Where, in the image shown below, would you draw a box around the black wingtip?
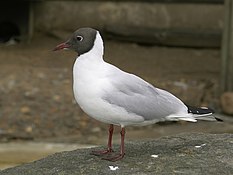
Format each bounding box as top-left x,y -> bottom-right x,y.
186,104 -> 223,122
186,104 -> 215,115
215,117 -> 223,122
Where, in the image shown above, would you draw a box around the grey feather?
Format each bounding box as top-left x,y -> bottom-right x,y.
102,68 -> 187,121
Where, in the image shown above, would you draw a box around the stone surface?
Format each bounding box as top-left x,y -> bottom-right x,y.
220,92 -> 233,115
0,133 -> 232,175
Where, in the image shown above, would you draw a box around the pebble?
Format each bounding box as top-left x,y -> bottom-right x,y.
91,127 -> 101,133
37,72 -> 46,79
25,126 -> 33,133
109,166 -> 119,171
0,129 -> 5,134
24,88 -> 39,97
151,154 -> 159,158
8,79 -> 16,89
20,106 -> 31,114
220,92 -> 233,115
195,143 -> 206,148
53,95 -> 61,102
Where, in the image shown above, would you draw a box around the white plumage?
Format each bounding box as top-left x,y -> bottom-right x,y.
54,27 -> 219,161
72,31 -> 215,127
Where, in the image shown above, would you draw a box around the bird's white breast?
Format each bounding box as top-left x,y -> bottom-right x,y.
72,32 -> 145,126
73,49 -> 148,127
73,57 -> 143,126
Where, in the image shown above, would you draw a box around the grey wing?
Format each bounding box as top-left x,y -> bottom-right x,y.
102,71 -> 187,121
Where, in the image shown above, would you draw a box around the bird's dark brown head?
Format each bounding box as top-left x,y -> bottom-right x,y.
53,27 -> 97,56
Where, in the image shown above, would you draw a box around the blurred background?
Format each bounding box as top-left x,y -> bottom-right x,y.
0,0 -> 233,170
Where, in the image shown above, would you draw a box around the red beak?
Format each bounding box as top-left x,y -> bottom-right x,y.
53,42 -> 70,51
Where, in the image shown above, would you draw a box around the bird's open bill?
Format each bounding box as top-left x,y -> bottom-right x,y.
53,42 -> 70,51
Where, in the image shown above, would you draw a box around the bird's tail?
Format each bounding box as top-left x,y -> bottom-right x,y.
186,105 -> 222,122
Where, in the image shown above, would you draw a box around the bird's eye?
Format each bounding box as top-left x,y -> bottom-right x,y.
76,36 -> 83,41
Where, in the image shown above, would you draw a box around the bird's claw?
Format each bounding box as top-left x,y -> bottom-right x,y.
91,148 -> 114,156
102,153 -> 125,161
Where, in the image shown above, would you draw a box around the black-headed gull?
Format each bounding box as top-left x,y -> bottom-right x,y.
54,27 -> 221,161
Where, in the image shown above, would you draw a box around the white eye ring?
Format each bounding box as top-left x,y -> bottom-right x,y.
76,35 -> 83,41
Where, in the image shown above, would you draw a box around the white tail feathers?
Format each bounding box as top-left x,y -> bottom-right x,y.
166,112 -> 222,122
166,114 -> 197,122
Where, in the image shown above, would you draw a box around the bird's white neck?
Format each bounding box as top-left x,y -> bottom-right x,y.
73,31 -> 106,82
78,31 -> 104,63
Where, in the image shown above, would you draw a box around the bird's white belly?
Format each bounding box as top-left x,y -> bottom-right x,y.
72,56 -> 153,126
73,77 -> 144,127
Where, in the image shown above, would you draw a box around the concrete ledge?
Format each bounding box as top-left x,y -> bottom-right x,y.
0,133 -> 232,175
34,2 -> 223,32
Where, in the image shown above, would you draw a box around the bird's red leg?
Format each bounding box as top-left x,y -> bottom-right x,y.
91,124 -> 114,156
102,127 -> 125,161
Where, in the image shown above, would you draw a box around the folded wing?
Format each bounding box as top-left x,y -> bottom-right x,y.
102,70 -> 188,121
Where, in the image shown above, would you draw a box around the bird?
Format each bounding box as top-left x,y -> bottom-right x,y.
53,27 -> 222,161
